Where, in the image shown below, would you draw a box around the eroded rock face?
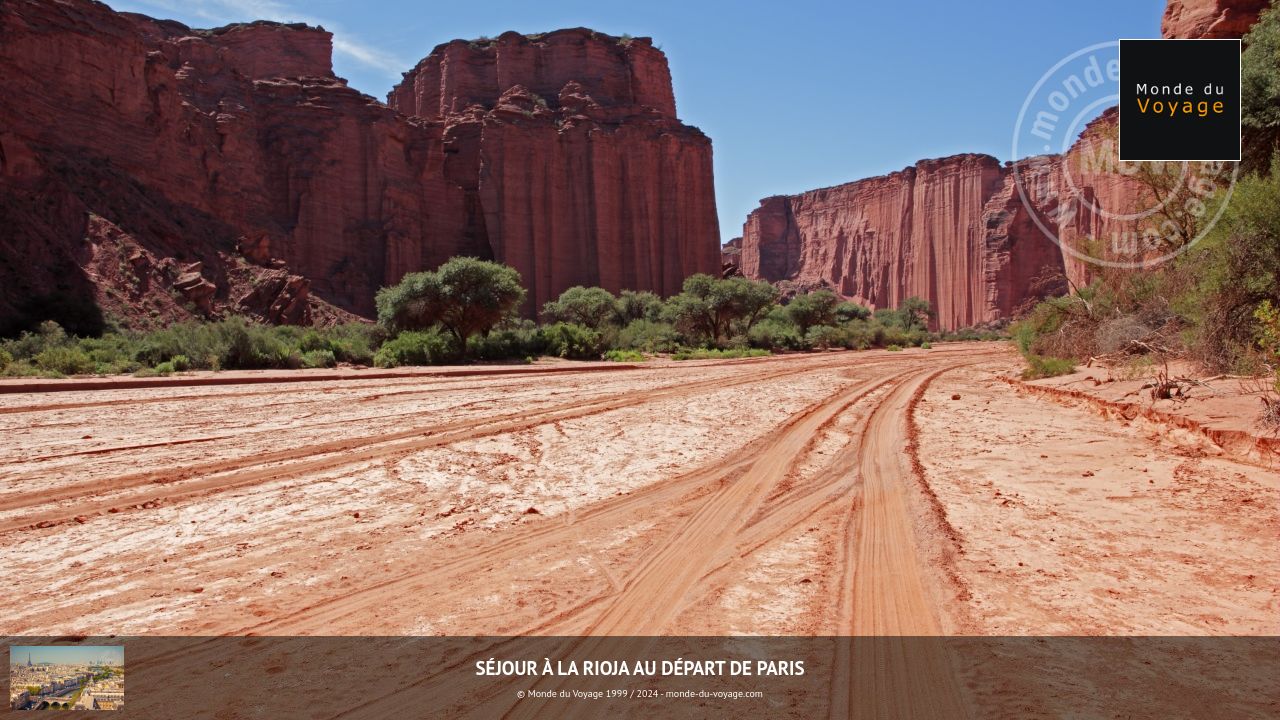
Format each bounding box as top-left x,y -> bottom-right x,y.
388,30 -> 719,312
0,3 -> 717,331
738,111 -> 1152,330
1162,0 -> 1269,38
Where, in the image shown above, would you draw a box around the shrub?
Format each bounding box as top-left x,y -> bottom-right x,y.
153,361 -> 177,375
219,318 -> 298,369
886,344 -> 903,352
0,348 -> 10,371
170,354 -> 191,371
1176,166 -> 1280,372
616,290 -> 665,323
804,324 -> 844,350
3,320 -> 71,361
841,320 -> 882,350
543,322 -> 603,360
468,319 -> 546,361
617,319 -> 680,353
301,349 -> 337,369
1022,354 -> 1077,380
920,342 -> 933,350
748,317 -> 803,350
373,330 -> 454,368
603,349 -> 646,362
34,345 -> 94,375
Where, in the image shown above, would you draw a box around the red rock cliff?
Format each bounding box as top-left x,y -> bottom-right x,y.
1162,0 -> 1269,38
388,30 -> 719,312
0,2 -> 717,332
739,108 -> 1166,330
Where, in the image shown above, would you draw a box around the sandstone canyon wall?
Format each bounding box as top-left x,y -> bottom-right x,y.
0,1 -> 718,333
388,31 -> 719,312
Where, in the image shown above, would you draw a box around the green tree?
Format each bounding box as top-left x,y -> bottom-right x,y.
375,257 -> 527,354
1243,5 -> 1280,174
615,290 -> 665,323
835,301 -> 871,323
785,290 -> 841,334
663,274 -> 778,346
898,296 -> 934,330
540,286 -> 618,329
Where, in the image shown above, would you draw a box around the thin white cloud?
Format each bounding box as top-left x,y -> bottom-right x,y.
111,0 -> 407,77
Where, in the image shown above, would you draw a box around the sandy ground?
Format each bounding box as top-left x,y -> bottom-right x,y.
1,343 -> 1276,717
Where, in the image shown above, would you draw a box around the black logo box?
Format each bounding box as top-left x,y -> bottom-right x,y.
1119,38 -> 1241,162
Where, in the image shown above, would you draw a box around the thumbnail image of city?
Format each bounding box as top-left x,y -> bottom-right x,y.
9,646 -> 123,710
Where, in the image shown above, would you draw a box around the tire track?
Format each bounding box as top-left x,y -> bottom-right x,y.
827,364 -> 973,720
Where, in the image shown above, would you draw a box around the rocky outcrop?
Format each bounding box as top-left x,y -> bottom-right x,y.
0,2 -> 717,333
1161,0 -> 1269,38
738,110 -> 1154,330
388,30 -> 719,312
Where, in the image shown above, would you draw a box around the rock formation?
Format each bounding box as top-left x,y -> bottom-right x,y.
387,30 -> 719,312
0,1 -> 718,334
1162,0 -> 1269,39
740,154 -> 1078,330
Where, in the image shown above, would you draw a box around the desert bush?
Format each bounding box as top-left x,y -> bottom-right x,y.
804,324 -> 844,350
886,344 -> 903,352
615,290 -> 665,323
1021,354 -> 1077,380
34,345 -> 94,375
153,361 -> 177,376
603,349 -> 646,362
617,319 -> 679,353
920,341 -> 932,349
467,319 -> 546,361
542,322 -> 603,360
373,329 -> 454,368
841,320 -> 881,350
1094,314 -> 1155,355
2,320 -> 71,361
218,318 -> 299,369
1176,166 -> 1280,372
748,317 -> 803,350
0,348 -> 11,371
301,349 -> 337,369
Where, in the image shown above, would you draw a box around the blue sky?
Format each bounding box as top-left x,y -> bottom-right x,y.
10,646 -> 124,665
104,0 -> 1164,242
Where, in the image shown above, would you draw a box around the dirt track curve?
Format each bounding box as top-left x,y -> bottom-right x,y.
3,342 -> 1277,718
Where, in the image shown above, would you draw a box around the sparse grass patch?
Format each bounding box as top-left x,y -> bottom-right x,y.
1021,354 -> 1077,380
603,349 -> 646,362
672,348 -> 769,361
